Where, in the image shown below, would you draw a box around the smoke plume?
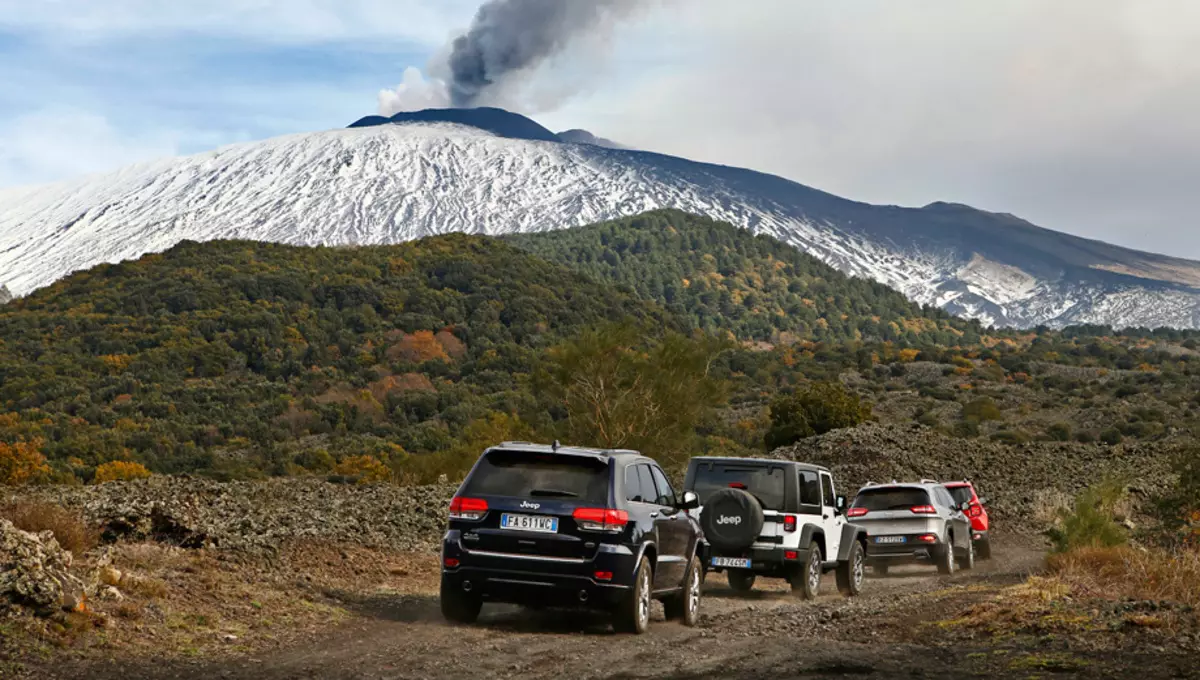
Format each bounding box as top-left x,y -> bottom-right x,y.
379,0 -> 646,115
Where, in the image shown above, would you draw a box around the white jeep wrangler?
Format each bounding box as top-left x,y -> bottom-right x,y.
683,457 -> 867,598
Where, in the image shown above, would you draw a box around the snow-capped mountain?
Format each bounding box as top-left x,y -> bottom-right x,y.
3,107 -> 1199,329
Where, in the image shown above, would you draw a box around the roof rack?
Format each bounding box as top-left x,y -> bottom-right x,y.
919,478 -> 938,484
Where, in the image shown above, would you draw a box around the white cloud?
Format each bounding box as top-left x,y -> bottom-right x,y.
0,0 -> 478,46
0,110 -> 195,188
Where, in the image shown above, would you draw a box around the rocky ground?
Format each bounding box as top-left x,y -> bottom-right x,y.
2,423 -> 1194,679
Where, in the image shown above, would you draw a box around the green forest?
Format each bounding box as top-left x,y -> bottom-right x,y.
3,211 -> 1200,485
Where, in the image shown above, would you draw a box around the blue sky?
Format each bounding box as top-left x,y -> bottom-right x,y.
2,1 -> 1199,257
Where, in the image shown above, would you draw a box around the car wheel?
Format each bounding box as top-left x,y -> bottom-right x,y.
791,547 -> 822,600
614,557 -> 653,634
936,535 -> 956,576
835,541 -> 865,596
440,577 -> 482,624
665,555 -> 702,626
957,534 -> 976,570
727,569 -> 756,593
977,537 -> 993,561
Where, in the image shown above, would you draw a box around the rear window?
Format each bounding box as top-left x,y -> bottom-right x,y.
693,463 -> 786,511
463,450 -> 609,504
852,487 -> 931,511
945,485 -> 974,506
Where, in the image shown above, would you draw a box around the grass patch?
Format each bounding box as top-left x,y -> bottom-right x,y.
0,501 -> 98,555
1047,546 -> 1200,607
1008,653 -> 1088,672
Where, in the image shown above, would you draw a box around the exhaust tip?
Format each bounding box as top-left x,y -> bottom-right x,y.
462,580 -> 473,592
578,590 -> 589,603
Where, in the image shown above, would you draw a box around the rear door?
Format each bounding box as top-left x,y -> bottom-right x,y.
648,464 -> 688,588
457,449 -> 612,563
691,461 -> 789,552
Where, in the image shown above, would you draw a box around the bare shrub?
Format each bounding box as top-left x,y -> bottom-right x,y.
0,501 -> 97,555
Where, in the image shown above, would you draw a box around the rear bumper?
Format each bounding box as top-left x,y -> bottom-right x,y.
864,538 -> 946,564
706,544 -> 804,576
441,530 -> 637,609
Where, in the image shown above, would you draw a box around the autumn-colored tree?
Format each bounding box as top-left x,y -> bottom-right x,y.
0,439 -> 50,486
93,460 -> 152,483
387,330 -> 450,364
333,455 -> 391,483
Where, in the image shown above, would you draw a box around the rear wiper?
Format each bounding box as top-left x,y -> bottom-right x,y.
529,488 -> 580,498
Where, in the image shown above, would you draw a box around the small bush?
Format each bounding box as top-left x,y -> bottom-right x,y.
1045,479 -> 1129,553
0,501 -> 97,555
990,430 -> 1030,445
0,438 -> 50,486
962,397 -> 1003,423
94,461 -> 152,483
1098,428 -> 1124,445
1047,546 -> 1200,607
332,455 -> 391,483
764,382 -> 872,448
1046,422 -> 1072,442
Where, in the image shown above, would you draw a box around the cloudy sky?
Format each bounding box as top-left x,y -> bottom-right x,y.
2,0 -> 1197,257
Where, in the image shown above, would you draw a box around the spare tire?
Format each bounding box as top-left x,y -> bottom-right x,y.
700,488 -> 765,553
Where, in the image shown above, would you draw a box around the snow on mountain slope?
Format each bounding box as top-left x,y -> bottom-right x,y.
2,111 -> 1200,329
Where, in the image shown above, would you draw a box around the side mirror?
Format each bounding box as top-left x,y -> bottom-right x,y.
977,497 -> 988,506
679,490 -> 700,510
836,495 -> 847,510
959,501 -> 971,512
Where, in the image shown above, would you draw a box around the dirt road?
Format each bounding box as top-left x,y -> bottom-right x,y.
45,537 -> 1196,679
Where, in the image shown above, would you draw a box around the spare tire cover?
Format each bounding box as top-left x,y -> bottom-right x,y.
700,488 -> 765,553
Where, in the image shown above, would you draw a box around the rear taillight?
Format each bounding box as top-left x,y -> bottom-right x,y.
449,496 -> 488,521
728,482 -> 747,489
594,571 -> 613,582
969,506 -> 983,518
910,505 -> 937,515
784,550 -> 799,560
573,508 -> 629,533
443,557 -> 460,568
847,507 -> 869,518
783,515 -> 797,532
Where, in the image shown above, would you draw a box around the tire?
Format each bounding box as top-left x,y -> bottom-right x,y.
664,555 -> 702,626
957,534 -> 976,571
614,557 -> 653,634
935,535 -> 956,576
726,569 -> 756,593
791,547 -> 822,600
440,578 -> 482,624
700,488 -> 766,553
835,540 -> 866,596
874,563 -> 890,577
977,537 -> 992,561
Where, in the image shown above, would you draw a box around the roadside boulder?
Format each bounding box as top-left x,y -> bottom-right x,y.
0,519 -> 86,614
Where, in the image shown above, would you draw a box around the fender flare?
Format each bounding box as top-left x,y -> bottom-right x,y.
633,540 -> 657,573
798,524 -> 822,553
837,523 -> 868,562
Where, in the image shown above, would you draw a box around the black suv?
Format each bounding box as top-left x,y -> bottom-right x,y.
440,441 -> 704,634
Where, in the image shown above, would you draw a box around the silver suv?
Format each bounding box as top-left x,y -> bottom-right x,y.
846,480 -> 975,576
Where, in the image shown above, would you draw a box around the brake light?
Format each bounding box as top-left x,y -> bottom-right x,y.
728,482 -> 747,489
573,508 -> 629,533
783,515 -> 797,532
784,550 -> 799,560
847,507 -> 869,518
449,497 -> 488,521
969,506 -> 983,518
910,505 -> 937,515
594,571 -> 613,582
443,557 -> 460,568
919,534 -> 938,543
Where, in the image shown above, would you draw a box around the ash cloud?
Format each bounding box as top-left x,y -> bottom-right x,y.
379,0 -> 646,115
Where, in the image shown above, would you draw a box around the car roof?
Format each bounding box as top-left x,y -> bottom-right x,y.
856,481 -> 944,492
487,441 -> 644,459
690,456 -> 830,473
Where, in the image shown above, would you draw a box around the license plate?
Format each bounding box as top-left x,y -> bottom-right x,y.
500,513 -> 558,533
712,557 -> 751,568
874,536 -> 906,544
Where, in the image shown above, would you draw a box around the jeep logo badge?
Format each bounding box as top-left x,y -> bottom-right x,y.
520,501 -> 541,510
716,515 -> 742,525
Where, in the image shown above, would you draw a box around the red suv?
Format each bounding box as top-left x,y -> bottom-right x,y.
942,481 -> 991,559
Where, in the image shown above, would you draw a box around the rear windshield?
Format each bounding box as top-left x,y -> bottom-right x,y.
693,464 -> 786,511
945,485 -> 974,505
852,487 -> 931,511
462,450 -> 609,504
